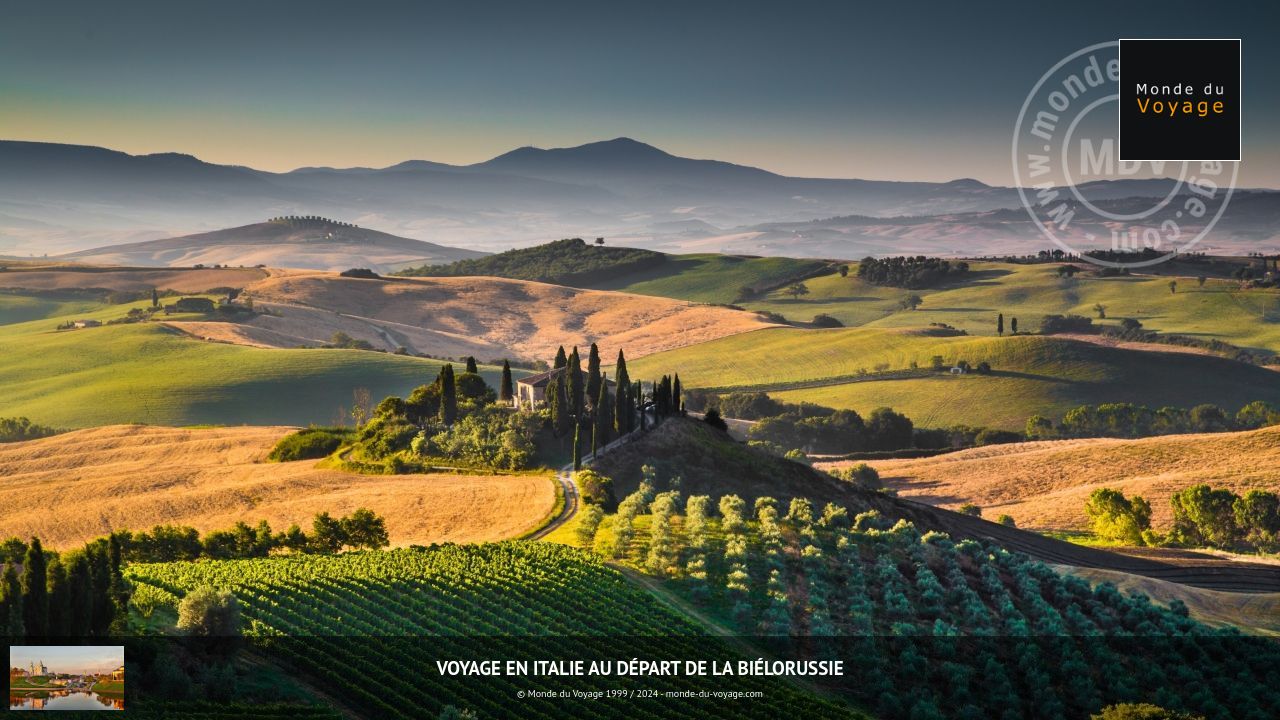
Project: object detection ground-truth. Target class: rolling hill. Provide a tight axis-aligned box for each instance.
[582,417,1280,594]
[0,305,496,427]
[0,425,555,548]
[739,261,1280,353]
[175,270,778,363]
[60,217,485,272]
[629,327,1280,429]
[819,425,1280,532]
[402,237,832,305]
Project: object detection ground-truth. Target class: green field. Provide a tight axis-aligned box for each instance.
[741,262,1280,352]
[631,327,1280,429]
[0,307,507,428]
[0,293,106,325]
[126,543,861,720]
[586,253,830,304]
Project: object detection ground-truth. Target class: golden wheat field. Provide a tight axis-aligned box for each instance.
[817,426,1280,531]
[170,270,776,362]
[0,425,555,549]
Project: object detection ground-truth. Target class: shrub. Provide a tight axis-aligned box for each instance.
[957,504,982,517]
[811,313,843,328]
[1085,488,1152,545]
[575,470,615,508]
[974,428,1022,446]
[267,428,353,462]
[702,408,729,432]
[837,463,881,491]
[177,586,241,636]
[1091,704,1205,720]
[1039,314,1094,334]
[996,514,1017,527]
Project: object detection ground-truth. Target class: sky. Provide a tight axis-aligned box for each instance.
[2,0,1278,186]
[10,646,124,675]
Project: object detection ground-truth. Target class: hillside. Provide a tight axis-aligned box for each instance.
[819,425,1280,532]
[586,417,1280,593]
[0,425,555,548]
[398,236,665,284]
[0,312,490,427]
[630,328,1280,429]
[60,218,485,272]
[184,270,777,362]
[740,261,1280,354]
[582,252,831,304]
[590,417,855,505]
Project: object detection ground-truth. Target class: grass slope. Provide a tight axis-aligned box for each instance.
[0,293,105,324]
[744,262,1280,352]
[585,253,830,304]
[631,328,1280,429]
[0,316,494,428]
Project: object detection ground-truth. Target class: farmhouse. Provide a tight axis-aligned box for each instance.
[514,367,615,410]
[111,665,124,682]
[514,368,561,409]
[72,319,101,328]
[168,297,216,313]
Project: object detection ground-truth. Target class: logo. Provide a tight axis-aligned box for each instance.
[1012,41,1238,268]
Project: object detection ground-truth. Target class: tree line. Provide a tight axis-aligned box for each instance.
[1027,400,1280,440]
[117,509,390,562]
[1086,485,1280,551]
[0,535,126,639]
[856,256,970,289]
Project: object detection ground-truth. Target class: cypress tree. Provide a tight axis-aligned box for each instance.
[997,313,1004,336]
[572,420,582,471]
[465,356,479,374]
[438,364,457,425]
[614,350,631,435]
[553,346,567,369]
[67,552,92,637]
[151,287,159,308]
[594,373,612,452]
[2,565,22,637]
[1011,318,1018,334]
[21,537,48,638]
[638,382,648,431]
[673,374,682,415]
[499,360,514,403]
[586,343,602,409]
[46,558,69,636]
[567,347,585,419]
[548,374,571,436]
[88,544,113,637]
[632,381,642,432]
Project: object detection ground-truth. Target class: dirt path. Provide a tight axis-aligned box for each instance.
[525,466,578,540]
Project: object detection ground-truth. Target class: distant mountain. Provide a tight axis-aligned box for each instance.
[60,217,486,272]
[669,190,1280,258]
[1,138,1271,258]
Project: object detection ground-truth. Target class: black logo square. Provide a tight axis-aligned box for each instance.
[1119,39,1240,161]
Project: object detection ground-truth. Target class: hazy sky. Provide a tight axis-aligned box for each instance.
[10,646,124,675]
[2,0,1277,185]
